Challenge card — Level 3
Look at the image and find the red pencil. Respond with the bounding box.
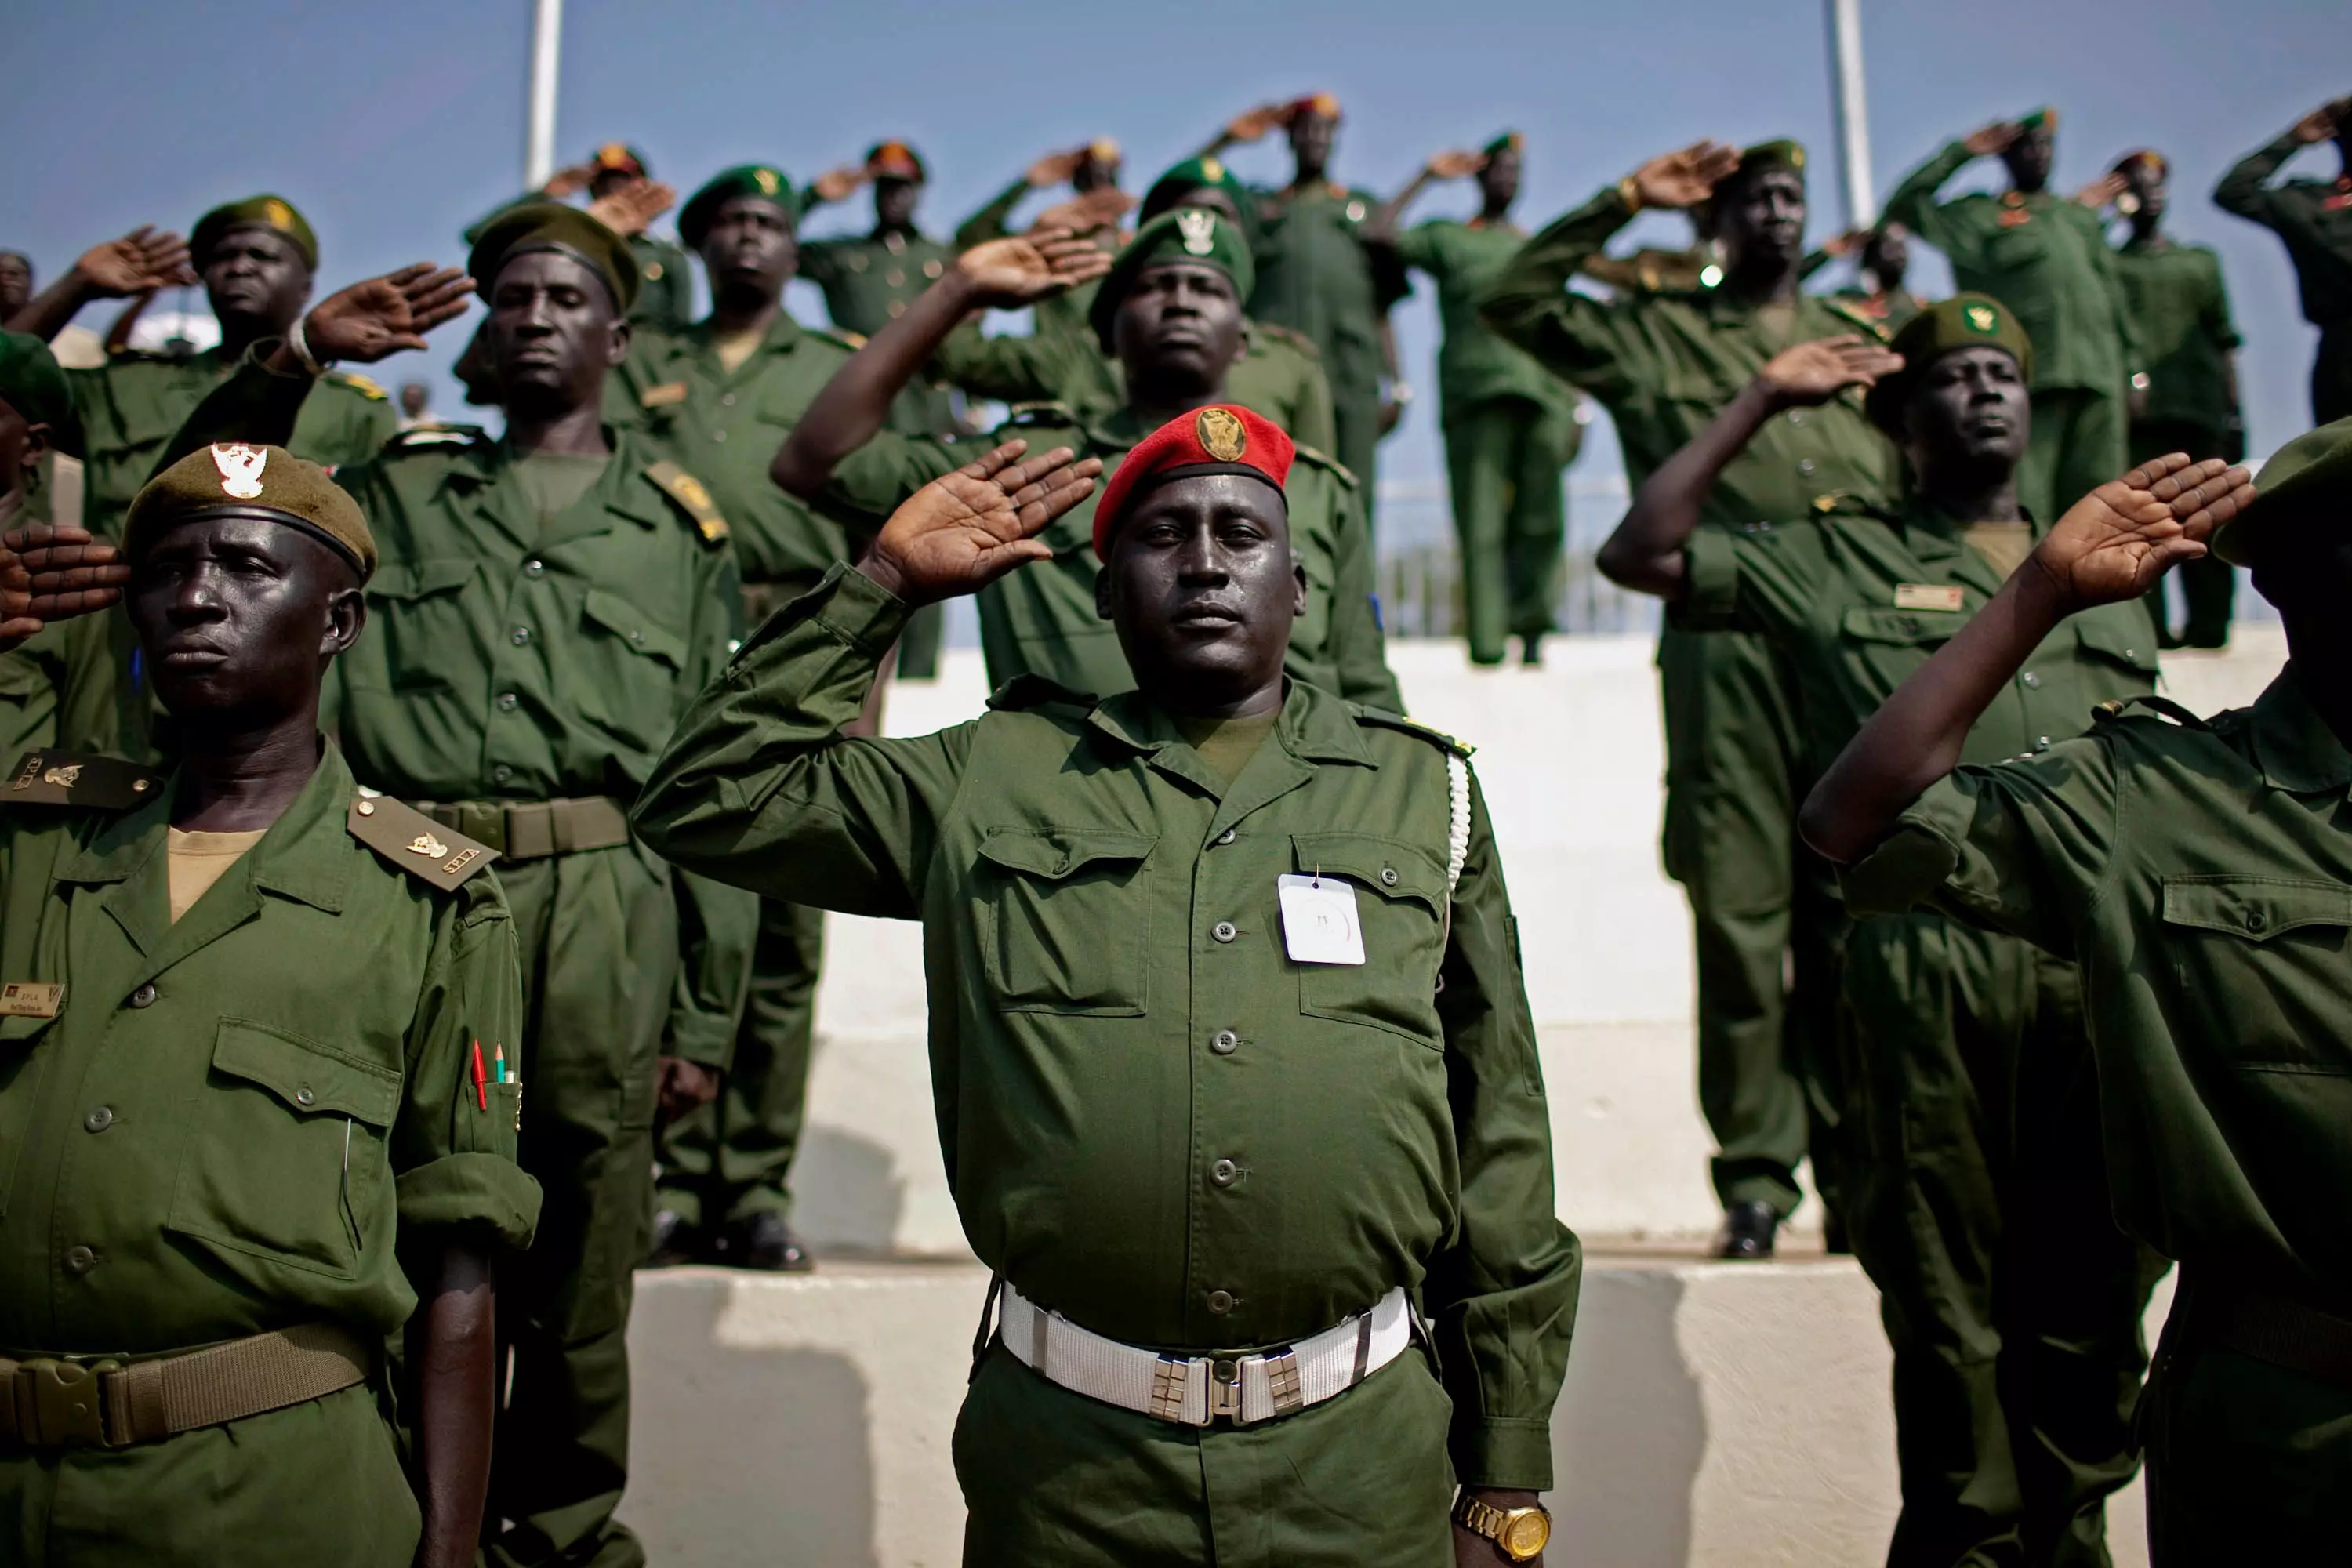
[471,1039,488,1110]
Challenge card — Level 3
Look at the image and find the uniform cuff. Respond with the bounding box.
[397,1152,543,1250]
[1451,1416,1556,1491]
[664,1017,736,1069]
[1835,777,1974,916]
[1670,527,1742,630]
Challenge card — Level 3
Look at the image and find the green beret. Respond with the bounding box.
[2212,416,2352,568]
[1864,292,2035,436]
[125,444,376,581]
[680,165,797,247]
[1483,131,1523,159]
[1139,154,1253,226]
[468,201,639,312]
[0,332,82,459]
[2017,107,2058,133]
[1090,209,1258,351]
[1733,140,1807,186]
[191,194,318,271]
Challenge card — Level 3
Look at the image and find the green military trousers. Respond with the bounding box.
[955,1342,1457,1566]
[1658,623,1838,1219]
[1329,384,1383,518]
[1841,912,2160,1568]
[487,842,680,1568]
[2140,1332,2352,1562]
[2131,419,2238,650]
[1442,397,1570,665]
[655,897,822,1232]
[2018,387,2128,531]
[0,1383,416,1566]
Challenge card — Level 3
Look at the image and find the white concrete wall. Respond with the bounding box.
[790,630,2290,1255]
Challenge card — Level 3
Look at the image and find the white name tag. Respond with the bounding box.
[1278,874,1366,965]
[0,982,64,1019]
[1893,583,1965,612]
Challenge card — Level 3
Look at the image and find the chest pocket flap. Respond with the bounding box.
[975,827,1157,1015]
[1842,605,1965,646]
[976,826,1158,881]
[1289,832,1445,913]
[2161,876,2352,942]
[581,588,687,669]
[2074,612,2160,675]
[365,558,475,602]
[212,1020,401,1124]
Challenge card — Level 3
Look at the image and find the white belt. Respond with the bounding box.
[998,1284,1412,1428]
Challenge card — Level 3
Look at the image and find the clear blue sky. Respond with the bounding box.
[8,0,2348,527]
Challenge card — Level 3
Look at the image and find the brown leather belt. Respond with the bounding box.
[412,795,631,860]
[2174,1269,2352,1387]
[0,1322,372,1450]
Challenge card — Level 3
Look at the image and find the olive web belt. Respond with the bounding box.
[0,1321,371,1450]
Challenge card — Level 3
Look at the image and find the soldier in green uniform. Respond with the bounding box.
[772,209,1398,711]
[0,444,541,1567]
[1885,111,2143,524]
[636,416,1580,1566]
[1483,136,1902,1256]
[611,164,863,1272]
[1200,95,1402,502]
[466,144,695,334]
[1601,301,2167,1563]
[0,333,112,760]
[2214,95,2352,425]
[1815,223,1926,330]
[2100,149,2246,649]
[1801,441,2302,1562]
[1374,132,1585,666]
[797,140,962,436]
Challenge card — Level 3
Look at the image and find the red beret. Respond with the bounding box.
[1092,405,1294,559]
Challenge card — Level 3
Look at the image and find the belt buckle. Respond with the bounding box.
[16,1358,118,1447]
[1207,1356,1243,1425]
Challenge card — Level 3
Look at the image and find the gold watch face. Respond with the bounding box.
[1502,1507,1552,1559]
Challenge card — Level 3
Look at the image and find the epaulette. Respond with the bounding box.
[645,459,731,546]
[1819,296,1893,343]
[347,790,498,891]
[1000,401,1078,429]
[1291,443,1360,491]
[386,423,488,452]
[1809,490,1891,520]
[2091,695,2209,730]
[4,750,164,809]
[328,369,390,401]
[1352,707,1473,758]
[1253,321,1322,358]
[984,673,1098,713]
[812,325,866,353]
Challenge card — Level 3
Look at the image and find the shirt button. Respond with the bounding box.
[1214,828,1236,846]
[497,692,519,711]
[523,558,546,577]
[492,764,514,785]
[886,269,906,288]
[84,1106,114,1133]
[1206,1289,1235,1315]
[64,1245,96,1276]
[887,299,907,319]
[2246,909,2267,932]
[1788,411,1806,426]
[1210,1157,1239,1188]
[511,626,533,646]
[1212,921,1237,944]
[128,982,157,1009]
[628,630,645,646]
[295,1085,316,1109]
[720,393,736,407]
[1379,866,1399,887]
[1797,458,1817,475]
[2020,671,2041,688]
[1211,1029,1239,1055]
[712,430,728,442]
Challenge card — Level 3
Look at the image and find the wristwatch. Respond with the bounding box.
[1454,1494,1552,1561]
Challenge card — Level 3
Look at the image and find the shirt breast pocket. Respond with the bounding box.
[975,827,1157,1015]
[359,559,477,693]
[1289,832,1447,1047]
[577,586,690,746]
[1839,604,1961,689]
[2158,875,2352,1072]
[0,1013,58,1220]
[166,1019,402,1277]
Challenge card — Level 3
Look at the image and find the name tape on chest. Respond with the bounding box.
[0,982,64,1019]
[1278,873,1367,966]
[1893,583,1965,612]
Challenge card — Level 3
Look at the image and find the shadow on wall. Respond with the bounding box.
[622,1278,881,1567]
[792,1123,909,1254]
[1550,1268,1707,1567]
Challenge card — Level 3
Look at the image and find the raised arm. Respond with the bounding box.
[1367,150,1484,240]
[1882,124,2013,262]
[1801,453,2253,863]
[2215,100,2345,223]
[1194,102,1287,162]
[3,226,194,339]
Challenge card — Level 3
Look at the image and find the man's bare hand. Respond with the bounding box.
[1224,103,1288,144]
[1029,188,1134,238]
[1820,228,1867,260]
[1963,120,2024,158]
[652,1058,720,1123]
[2074,172,2129,210]
[584,179,675,238]
[1757,336,1904,408]
[0,525,129,650]
[1633,142,1741,210]
[811,165,869,205]
[2291,99,2349,145]
[74,226,196,299]
[1421,150,1484,182]
[302,263,475,363]
[1026,147,1091,188]
[953,230,1115,308]
[2029,453,2256,609]
[858,441,1102,606]
[541,162,598,199]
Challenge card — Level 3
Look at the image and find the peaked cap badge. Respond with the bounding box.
[210,444,268,499]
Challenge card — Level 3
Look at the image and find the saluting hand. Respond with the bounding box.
[810,165,869,205]
[953,230,1116,308]
[585,178,676,238]
[302,263,476,363]
[2291,100,2349,145]
[1224,103,1288,144]
[1962,120,2025,158]
[2028,453,2256,608]
[1426,151,1487,181]
[1756,336,1904,408]
[73,225,197,299]
[541,162,599,199]
[0,525,130,652]
[1631,141,1741,210]
[2074,172,2129,210]
[1029,188,1134,239]
[1025,147,1091,188]
[858,440,1102,606]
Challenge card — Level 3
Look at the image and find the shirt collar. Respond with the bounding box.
[2250,666,2352,797]
[1085,679,1374,771]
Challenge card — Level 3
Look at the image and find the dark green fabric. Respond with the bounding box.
[0,332,79,456]
[2212,132,2352,344]
[1246,182,1389,487]
[1089,210,1257,348]
[2113,236,2240,430]
[1441,398,1575,662]
[2018,383,2129,526]
[2141,1338,2352,1560]
[679,165,795,247]
[1142,155,1253,227]
[1829,285,1927,332]
[797,226,960,436]
[1395,220,1579,421]
[2212,413,2352,566]
[633,564,1581,1488]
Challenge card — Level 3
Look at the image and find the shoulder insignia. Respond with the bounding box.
[645,459,731,546]
[329,370,389,401]
[638,381,690,408]
[984,673,1098,713]
[1251,321,1322,358]
[1809,491,1888,519]
[387,423,488,451]
[5,750,165,809]
[1819,297,1891,342]
[811,326,865,353]
[1290,443,1360,489]
[1352,707,1473,758]
[2092,695,2209,730]
[1000,401,1079,429]
[347,791,499,891]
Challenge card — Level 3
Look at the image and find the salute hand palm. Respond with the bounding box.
[304,264,476,362]
[2035,454,2256,606]
[862,441,1101,604]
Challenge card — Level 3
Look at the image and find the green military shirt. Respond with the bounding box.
[798,224,960,434]
[1841,667,2352,1310]
[1396,217,1579,432]
[1829,285,1927,332]
[66,349,396,536]
[2214,134,2352,335]
[1247,183,1390,404]
[631,562,1581,1486]
[1677,496,2160,780]
[813,407,1399,711]
[608,312,859,595]
[2112,237,2241,434]
[1479,183,1901,517]
[1883,144,2140,394]
[0,743,539,1354]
